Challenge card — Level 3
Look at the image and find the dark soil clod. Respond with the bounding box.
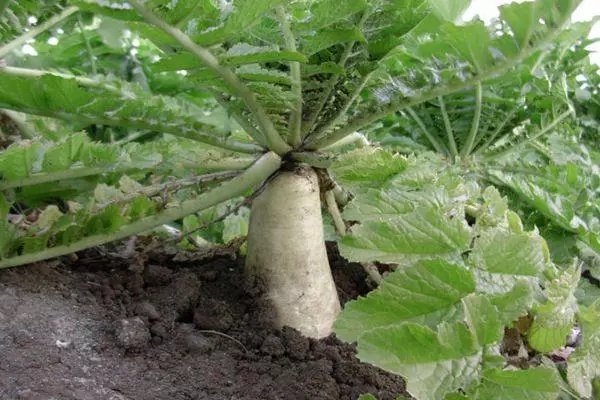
[0,243,407,400]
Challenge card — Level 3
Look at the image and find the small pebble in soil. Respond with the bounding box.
[260,334,285,357]
[193,299,233,331]
[114,317,150,349]
[143,265,173,286]
[150,323,168,338]
[281,327,309,360]
[55,339,71,349]
[133,301,161,320]
[184,333,215,354]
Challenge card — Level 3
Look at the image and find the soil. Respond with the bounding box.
[0,242,407,400]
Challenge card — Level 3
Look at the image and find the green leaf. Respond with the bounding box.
[342,187,448,221]
[357,321,483,399]
[293,0,368,31]
[469,228,548,294]
[335,259,476,342]
[567,299,600,398]
[489,282,534,325]
[194,0,285,46]
[498,1,537,48]
[42,133,88,172]
[222,207,250,243]
[441,22,493,73]
[575,279,600,307]
[463,295,503,346]
[473,367,560,400]
[426,0,471,22]
[340,206,472,265]
[301,27,365,56]
[152,46,308,72]
[0,74,253,153]
[528,264,580,352]
[32,206,63,231]
[0,141,43,180]
[331,148,408,191]
[358,395,377,400]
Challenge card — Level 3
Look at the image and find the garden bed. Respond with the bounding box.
[0,242,407,400]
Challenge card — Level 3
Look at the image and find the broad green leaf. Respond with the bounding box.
[358,395,377,400]
[0,75,247,152]
[194,0,285,46]
[469,228,547,294]
[342,187,449,221]
[489,282,535,325]
[335,259,476,342]
[42,133,89,172]
[222,207,250,243]
[301,27,365,56]
[331,148,408,190]
[363,0,430,59]
[152,47,308,72]
[575,278,600,307]
[441,22,493,73]
[32,206,63,231]
[293,0,367,31]
[528,265,580,352]
[463,295,503,346]
[426,0,471,22]
[473,367,560,400]
[567,299,600,398]
[0,141,42,180]
[499,1,537,48]
[357,321,483,399]
[354,295,516,399]
[340,206,472,265]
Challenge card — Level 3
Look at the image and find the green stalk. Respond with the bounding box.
[127,0,291,155]
[0,152,281,269]
[438,96,458,158]
[94,171,240,212]
[1,66,118,91]
[321,132,369,151]
[307,72,373,144]
[114,130,153,145]
[180,156,259,171]
[0,166,108,191]
[406,107,449,156]
[301,10,370,138]
[0,67,264,154]
[212,91,265,146]
[301,44,353,137]
[307,11,576,150]
[484,109,574,161]
[0,6,78,58]
[332,183,350,206]
[325,190,346,236]
[289,151,335,169]
[460,82,483,157]
[276,6,302,147]
[472,105,519,156]
[77,14,98,75]
[0,156,255,191]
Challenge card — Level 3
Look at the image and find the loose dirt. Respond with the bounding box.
[0,243,407,400]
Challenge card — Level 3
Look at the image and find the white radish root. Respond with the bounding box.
[245,165,341,338]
